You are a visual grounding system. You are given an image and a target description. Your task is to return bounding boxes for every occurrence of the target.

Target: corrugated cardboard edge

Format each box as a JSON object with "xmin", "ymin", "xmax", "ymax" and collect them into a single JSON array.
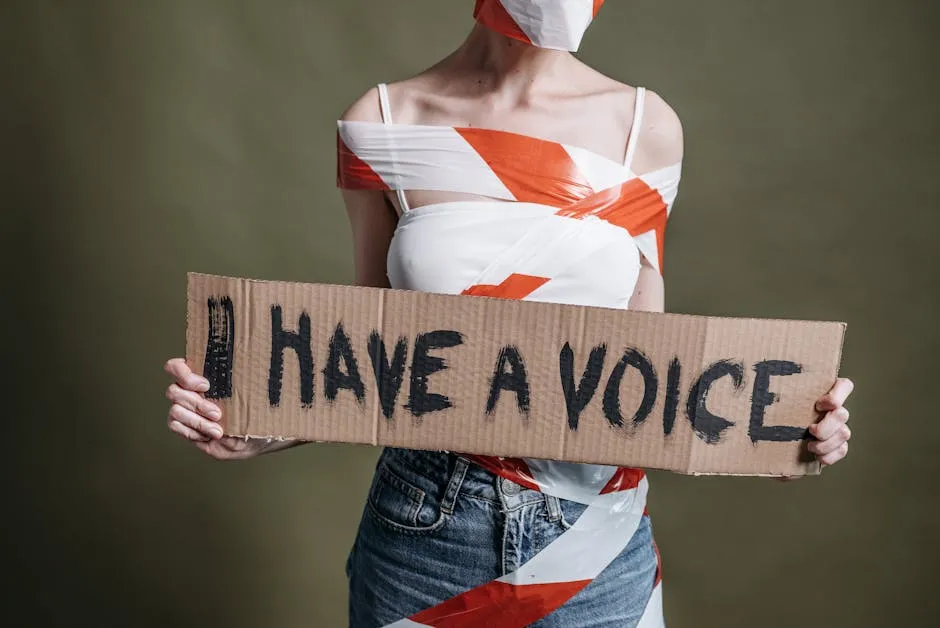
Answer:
[{"xmin": 187, "ymin": 271, "xmax": 848, "ymax": 333}]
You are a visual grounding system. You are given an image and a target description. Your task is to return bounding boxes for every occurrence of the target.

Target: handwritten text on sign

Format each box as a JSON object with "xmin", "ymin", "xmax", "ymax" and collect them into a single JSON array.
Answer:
[{"xmin": 203, "ymin": 297, "xmax": 812, "ymax": 446}]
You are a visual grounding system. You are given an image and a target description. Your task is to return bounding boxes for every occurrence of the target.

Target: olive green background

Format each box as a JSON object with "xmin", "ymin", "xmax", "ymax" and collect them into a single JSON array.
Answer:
[{"xmin": 5, "ymin": 0, "xmax": 938, "ymax": 626}]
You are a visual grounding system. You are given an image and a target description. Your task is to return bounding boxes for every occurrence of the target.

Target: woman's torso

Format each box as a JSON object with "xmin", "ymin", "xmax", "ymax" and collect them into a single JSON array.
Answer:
[{"xmin": 337, "ymin": 67, "xmax": 682, "ymax": 497}]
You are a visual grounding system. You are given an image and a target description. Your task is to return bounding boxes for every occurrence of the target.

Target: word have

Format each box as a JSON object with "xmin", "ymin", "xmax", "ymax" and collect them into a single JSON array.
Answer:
[{"xmin": 203, "ymin": 299, "xmax": 461, "ymax": 418}]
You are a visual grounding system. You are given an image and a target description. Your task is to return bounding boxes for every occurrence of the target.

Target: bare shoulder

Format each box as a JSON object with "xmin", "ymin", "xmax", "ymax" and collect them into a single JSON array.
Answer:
[
  {"xmin": 580, "ymin": 65, "xmax": 683, "ymax": 163},
  {"xmin": 639, "ymin": 89, "xmax": 684, "ymax": 165},
  {"xmin": 338, "ymin": 85, "xmax": 383, "ymax": 123},
  {"xmin": 338, "ymin": 72, "xmax": 441, "ymax": 125}
]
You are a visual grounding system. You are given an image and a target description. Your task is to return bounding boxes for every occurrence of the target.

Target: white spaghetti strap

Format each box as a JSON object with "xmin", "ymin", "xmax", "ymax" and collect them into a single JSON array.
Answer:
[
  {"xmin": 377, "ymin": 83, "xmax": 393, "ymax": 124},
  {"xmin": 375, "ymin": 83, "xmax": 410, "ymax": 212},
  {"xmin": 623, "ymin": 86, "xmax": 647, "ymax": 170}
]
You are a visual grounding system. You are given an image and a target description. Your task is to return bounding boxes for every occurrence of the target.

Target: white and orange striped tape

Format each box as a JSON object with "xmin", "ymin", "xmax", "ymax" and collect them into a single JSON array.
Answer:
[{"xmin": 473, "ymin": 0, "xmax": 606, "ymax": 52}]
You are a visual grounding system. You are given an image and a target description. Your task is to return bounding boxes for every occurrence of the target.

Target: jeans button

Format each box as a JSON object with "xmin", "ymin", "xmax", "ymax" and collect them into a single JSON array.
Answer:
[{"xmin": 501, "ymin": 477, "xmax": 522, "ymax": 496}]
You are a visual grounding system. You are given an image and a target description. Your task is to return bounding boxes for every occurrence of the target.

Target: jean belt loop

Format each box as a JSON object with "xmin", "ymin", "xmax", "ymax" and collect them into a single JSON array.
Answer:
[
  {"xmin": 441, "ymin": 457, "xmax": 469, "ymax": 515},
  {"xmin": 545, "ymin": 494, "xmax": 562, "ymax": 523}
]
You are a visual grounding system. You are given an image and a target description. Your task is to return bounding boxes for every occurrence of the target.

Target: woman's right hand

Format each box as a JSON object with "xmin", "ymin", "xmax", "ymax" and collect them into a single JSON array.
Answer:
[{"xmin": 164, "ymin": 358, "xmax": 277, "ymax": 460}]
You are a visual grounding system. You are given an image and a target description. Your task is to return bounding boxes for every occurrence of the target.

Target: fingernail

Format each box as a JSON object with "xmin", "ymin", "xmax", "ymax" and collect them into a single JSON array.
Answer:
[
  {"xmin": 210, "ymin": 426, "xmax": 223, "ymax": 439},
  {"xmin": 195, "ymin": 378, "xmax": 210, "ymax": 392},
  {"xmin": 207, "ymin": 406, "xmax": 222, "ymax": 420}
]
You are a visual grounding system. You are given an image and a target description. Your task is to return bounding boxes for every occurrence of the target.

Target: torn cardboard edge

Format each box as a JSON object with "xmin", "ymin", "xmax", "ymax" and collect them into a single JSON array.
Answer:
[{"xmin": 186, "ymin": 272, "xmax": 846, "ymax": 477}]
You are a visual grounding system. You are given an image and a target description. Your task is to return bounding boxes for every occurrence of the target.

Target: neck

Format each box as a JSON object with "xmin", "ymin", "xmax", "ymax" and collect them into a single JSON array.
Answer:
[{"xmin": 448, "ymin": 23, "xmax": 572, "ymax": 96}]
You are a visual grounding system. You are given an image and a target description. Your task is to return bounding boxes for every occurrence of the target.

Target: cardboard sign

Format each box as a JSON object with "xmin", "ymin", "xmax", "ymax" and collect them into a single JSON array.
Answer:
[{"xmin": 185, "ymin": 273, "xmax": 846, "ymax": 476}]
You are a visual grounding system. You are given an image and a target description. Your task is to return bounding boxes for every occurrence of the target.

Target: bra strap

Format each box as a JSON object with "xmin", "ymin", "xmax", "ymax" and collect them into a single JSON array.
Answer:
[
  {"xmin": 377, "ymin": 82, "xmax": 393, "ymax": 124},
  {"xmin": 623, "ymin": 86, "xmax": 647, "ymax": 171},
  {"xmin": 376, "ymin": 83, "xmax": 410, "ymax": 212}
]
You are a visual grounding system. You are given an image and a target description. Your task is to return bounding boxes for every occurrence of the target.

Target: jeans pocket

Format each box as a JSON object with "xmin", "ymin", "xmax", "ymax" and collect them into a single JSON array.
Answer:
[{"xmin": 367, "ymin": 464, "xmax": 449, "ymax": 535}]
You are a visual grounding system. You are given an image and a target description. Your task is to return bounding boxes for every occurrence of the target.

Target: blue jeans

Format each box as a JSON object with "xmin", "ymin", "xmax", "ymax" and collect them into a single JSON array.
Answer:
[{"xmin": 347, "ymin": 448, "xmax": 659, "ymax": 627}]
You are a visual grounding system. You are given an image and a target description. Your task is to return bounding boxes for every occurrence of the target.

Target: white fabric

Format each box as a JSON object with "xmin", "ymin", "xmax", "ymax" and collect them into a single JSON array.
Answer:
[
  {"xmin": 623, "ymin": 87, "xmax": 647, "ymax": 171},
  {"xmin": 338, "ymin": 121, "xmax": 517, "ymax": 201},
  {"xmin": 500, "ymin": 0, "xmax": 596, "ymax": 51},
  {"xmin": 387, "ymin": 202, "xmax": 642, "ymax": 309}
]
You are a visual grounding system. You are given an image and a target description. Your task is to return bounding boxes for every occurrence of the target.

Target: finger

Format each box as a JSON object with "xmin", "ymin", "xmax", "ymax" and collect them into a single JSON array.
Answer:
[
  {"xmin": 195, "ymin": 438, "xmax": 249, "ymax": 460},
  {"xmin": 808, "ymin": 407, "xmax": 850, "ymax": 440},
  {"xmin": 809, "ymin": 424, "xmax": 851, "ymax": 454},
  {"xmin": 194, "ymin": 439, "xmax": 225, "ymax": 458},
  {"xmin": 169, "ymin": 419, "xmax": 210, "ymax": 442},
  {"xmin": 168, "ymin": 404, "xmax": 223, "ymax": 439},
  {"xmin": 809, "ymin": 426, "xmax": 850, "ymax": 456},
  {"xmin": 164, "ymin": 358, "xmax": 210, "ymax": 393},
  {"xmin": 816, "ymin": 378, "xmax": 854, "ymax": 412},
  {"xmin": 819, "ymin": 442, "xmax": 849, "ymax": 466},
  {"xmin": 165, "ymin": 384, "xmax": 222, "ymax": 421}
]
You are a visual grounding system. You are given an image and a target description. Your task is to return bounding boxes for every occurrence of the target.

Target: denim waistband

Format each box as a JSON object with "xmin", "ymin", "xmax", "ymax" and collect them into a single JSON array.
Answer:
[{"xmin": 380, "ymin": 447, "xmax": 554, "ymax": 511}]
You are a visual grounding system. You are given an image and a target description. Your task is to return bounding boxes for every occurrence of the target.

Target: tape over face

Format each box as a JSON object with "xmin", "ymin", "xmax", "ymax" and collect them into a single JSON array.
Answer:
[{"xmin": 473, "ymin": 0, "xmax": 605, "ymax": 52}]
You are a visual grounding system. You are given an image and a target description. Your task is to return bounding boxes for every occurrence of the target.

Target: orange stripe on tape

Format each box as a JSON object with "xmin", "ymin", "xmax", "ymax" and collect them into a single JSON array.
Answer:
[
  {"xmin": 599, "ymin": 467, "xmax": 645, "ymax": 495},
  {"xmin": 461, "ymin": 455, "xmax": 542, "ymax": 493},
  {"xmin": 462, "ymin": 273, "xmax": 550, "ymax": 300},
  {"xmin": 336, "ymin": 133, "xmax": 388, "ymax": 190},
  {"xmin": 473, "ymin": 0, "xmax": 533, "ymax": 46},
  {"xmin": 455, "ymin": 128, "xmax": 593, "ymax": 207},
  {"xmin": 556, "ymin": 179, "xmax": 668, "ymax": 271},
  {"xmin": 410, "ymin": 579, "xmax": 593, "ymax": 628}
]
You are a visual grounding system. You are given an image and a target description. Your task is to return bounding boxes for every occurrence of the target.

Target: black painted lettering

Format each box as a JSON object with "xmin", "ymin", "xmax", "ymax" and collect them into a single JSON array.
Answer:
[
  {"xmin": 323, "ymin": 323, "xmax": 365, "ymax": 404},
  {"xmin": 686, "ymin": 360, "xmax": 745, "ymax": 444},
  {"xmin": 559, "ymin": 343, "xmax": 607, "ymax": 431},
  {"xmin": 749, "ymin": 360, "xmax": 808, "ymax": 442},
  {"xmin": 485, "ymin": 345, "xmax": 530, "ymax": 417},
  {"xmin": 367, "ymin": 331, "xmax": 409, "ymax": 419},
  {"xmin": 663, "ymin": 358, "xmax": 681, "ymax": 436},
  {"xmin": 602, "ymin": 348, "xmax": 658, "ymax": 428},
  {"xmin": 406, "ymin": 330, "xmax": 463, "ymax": 417},
  {"xmin": 203, "ymin": 296, "xmax": 235, "ymax": 400},
  {"xmin": 268, "ymin": 305, "xmax": 314, "ymax": 408}
]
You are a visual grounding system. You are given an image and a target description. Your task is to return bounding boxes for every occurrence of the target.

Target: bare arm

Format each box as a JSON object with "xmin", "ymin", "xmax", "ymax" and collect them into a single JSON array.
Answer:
[
  {"xmin": 338, "ymin": 86, "xmax": 400, "ymax": 287},
  {"xmin": 628, "ymin": 259, "xmax": 665, "ymax": 312},
  {"xmin": 342, "ymin": 188, "xmax": 398, "ymax": 288}
]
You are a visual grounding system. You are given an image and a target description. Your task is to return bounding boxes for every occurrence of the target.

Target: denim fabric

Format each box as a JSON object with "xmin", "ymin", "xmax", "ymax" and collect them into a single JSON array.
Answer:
[{"xmin": 347, "ymin": 448, "xmax": 658, "ymax": 627}]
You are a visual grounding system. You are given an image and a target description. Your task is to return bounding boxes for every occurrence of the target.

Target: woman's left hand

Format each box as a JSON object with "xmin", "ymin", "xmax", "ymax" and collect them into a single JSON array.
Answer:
[{"xmin": 807, "ymin": 377, "xmax": 854, "ymax": 467}]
